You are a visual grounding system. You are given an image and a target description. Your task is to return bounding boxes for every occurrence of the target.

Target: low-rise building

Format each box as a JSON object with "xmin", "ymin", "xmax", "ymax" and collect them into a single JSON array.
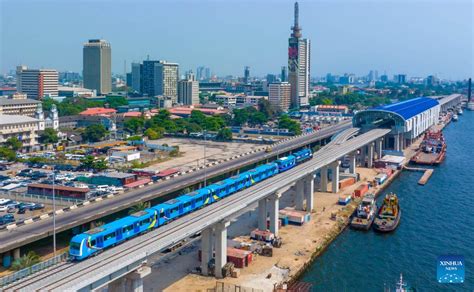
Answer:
[
  {"xmin": 79, "ymin": 107, "xmax": 117, "ymax": 117},
  {"xmin": 311, "ymin": 105, "xmax": 349, "ymax": 115},
  {"xmin": 91, "ymin": 173, "xmax": 137, "ymax": 186},
  {"xmin": 111, "ymin": 151, "xmax": 140, "ymax": 162},
  {"xmin": 0, "ymin": 115, "xmax": 41, "ymax": 151},
  {"xmin": 0, "ymin": 98, "xmax": 41, "ymax": 117},
  {"xmin": 27, "ymin": 183, "xmax": 90, "ymax": 200}
]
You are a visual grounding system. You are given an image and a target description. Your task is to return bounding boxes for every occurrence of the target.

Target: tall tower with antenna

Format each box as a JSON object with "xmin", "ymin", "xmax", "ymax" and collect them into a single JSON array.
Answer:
[{"xmin": 288, "ymin": 1, "xmax": 310, "ymax": 109}]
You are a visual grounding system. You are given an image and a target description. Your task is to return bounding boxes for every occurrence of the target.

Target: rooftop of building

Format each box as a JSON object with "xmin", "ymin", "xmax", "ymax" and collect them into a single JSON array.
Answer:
[
  {"xmin": 28, "ymin": 183, "xmax": 90, "ymax": 192},
  {"xmin": 79, "ymin": 107, "xmax": 117, "ymax": 116},
  {"xmin": 0, "ymin": 115, "xmax": 39, "ymax": 125},
  {"xmin": 0, "ymin": 98, "xmax": 40, "ymax": 106},
  {"xmin": 373, "ymin": 97, "xmax": 439, "ymax": 120},
  {"xmin": 0, "ymin": 87, "xmax": 16, "ymax": 91},
  {"xmin": 96, "ymin": 172, "xmax": 136, "ymax": 179}
]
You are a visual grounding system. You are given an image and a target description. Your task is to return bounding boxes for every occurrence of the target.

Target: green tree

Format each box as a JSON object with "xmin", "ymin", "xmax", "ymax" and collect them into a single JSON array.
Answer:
[
  {"xmin": 39, "ymin": 128, "xmax": 59, "ymax": 144},
  {"xmin": 258, "ymin": 99, "xmax": 276, "ymax": 119},
  {"xmin": 127, "ymin": 135, "xmax": 142, "ymax": 141},
  {"xmin": 5, "ymin": 137, "xmax": 22, "ymax": 151},
  {"xmin": 279, "ymin": 115, "xmax": 301, "ymax": 135},
  {"xmin": 82, "ymin": 124, "xmax": 107, "ymax": 142},
  {"xmin": 124, "ymin": 117, "xmax": 145, "ymax": 134},
  {"xmin": 216, "ymin": 128, "xmax": 233, "ymax": 141},
  {"xmin": 190, "ymin": 110, "xmax": 207, "ymax": 126},
  {"xmin": 0, "ymin": 147, "xmax": 16, "ymax": 161},
  {"xmin": 11, "ymin": 251, "xmax": 41, "ymax": 271},
  {"xmin": 93, "ymin": 159, "xmax": 108, "ymax": 171},
  {"xmin": 144, "ymin": 128, "xmax": 164, "ymax": 140},
  {"xmin": 80, "ymin": 155, "xmax": 96, "ymax": 169},
  {"xmin": 105, "ymin": 96, "xmax": 128, "ymax": 108},
  {"xmin": 232, "ymin": 109, "xmax": 249, "ymax": 126},
  {"xmin": 129, "ymin": 202, "xmax": 151, "ymax": 214}
]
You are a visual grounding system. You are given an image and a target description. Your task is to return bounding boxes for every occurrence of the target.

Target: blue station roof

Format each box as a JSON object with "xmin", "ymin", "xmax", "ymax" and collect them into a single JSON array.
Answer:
[{"xmin": 374, "ymin": 97, "xmax": 439, "ymax": 120}]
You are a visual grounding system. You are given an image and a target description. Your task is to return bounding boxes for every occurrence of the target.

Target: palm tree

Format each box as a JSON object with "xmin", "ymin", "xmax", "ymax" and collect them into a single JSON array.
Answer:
[
  {"xmin": 11, "ymin": 251, "xmax": 41, "ymax": 271},
  {"xmin": 128, "ymin": 202, "xmax": 150, "ymax": 214}
]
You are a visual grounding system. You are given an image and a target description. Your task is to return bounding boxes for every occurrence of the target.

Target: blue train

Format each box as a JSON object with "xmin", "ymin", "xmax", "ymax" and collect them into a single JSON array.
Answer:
[{"xmin": 69, "ymin": 148, "xmax": 313, "ymax": 260}]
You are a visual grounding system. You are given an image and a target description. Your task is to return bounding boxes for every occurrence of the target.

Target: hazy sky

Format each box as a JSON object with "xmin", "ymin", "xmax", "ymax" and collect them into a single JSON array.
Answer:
[{"xmin": 1, "ymin": 0, "xmax": 472, "ymax": 80}]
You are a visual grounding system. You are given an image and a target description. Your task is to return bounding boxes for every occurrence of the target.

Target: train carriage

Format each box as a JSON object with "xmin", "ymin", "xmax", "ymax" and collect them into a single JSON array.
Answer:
[{"xmin": 70, "ymin": 150, "xmax": 311, "ymax": 261}]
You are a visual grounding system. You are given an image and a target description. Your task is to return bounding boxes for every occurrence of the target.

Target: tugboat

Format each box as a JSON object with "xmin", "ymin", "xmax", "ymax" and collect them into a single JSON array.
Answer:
[
  {"xmin": 373, "ymin": 193, "xmax": 401, "ymax": 232},
  {"xmin": 350, "ymin": 195, "xmax": 377, "ymax": 230},
  {"xmin": 410, "ymin": 130, "xmax": 446, "ymax": 165}
]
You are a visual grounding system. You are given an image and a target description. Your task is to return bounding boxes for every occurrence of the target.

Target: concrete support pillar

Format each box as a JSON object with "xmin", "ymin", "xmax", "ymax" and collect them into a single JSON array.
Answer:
[
  {"xmin": 320, "ymin": 166, "xmax": 328, "ymax": 193},
  {"xmin": 295, "ymin": 179, "xmax": 305, "ymax": 210},
  {"xmin": 394, "ymin": 134, "xmax": 400, "ymax": 151},
  {"xmin": 377, "ymin": 138, "xmax": 383, "ymax": 158},
  {"xmin": 360, "ymin": 146, "xmax": 366, "ymax": 167},
  {"xmin": 401, "ymin": 134, "xmax": 406, "ymax": 150},
  {"xmin": 258, "ymin": 198, "xmax": 267, "ymax": 231},
  {"xmin": 200, "ymin": 227, "xmax": 213, "ymax": 276},
  {"xmin": 367, "ymin": 142, "xmax": 374, "ymax": 168},
  {"xmin": 13, "ymin": 248, "xmax": 20, "ymax": 261},
  {"xmin": 2, "ymin": 251, "xmax": 11, "ymax": 268},
  {"xmin": 348, "ymin": 152, "xmax": 356, "ymax": 175},
  {"xmin": 125, "ymin": 266, "xmax": 151, "ymax": 292},
  {"xmin": 214, "ymin": 221, "xmax": 230, "ymax": 279},
  {"xmin": 331, "ymin": 161, "xmax": 340, "ymax": 194},
  {"xmin": 304, "ymin": 174, "xmax": 314, "ymax": 212},
  {"xmin": 268, "ymin": 192, "xmax": 281, "ymax": 236},
  {"xmin": 108, "ymin": 277, "xmax": 126, "ymax": 292}
]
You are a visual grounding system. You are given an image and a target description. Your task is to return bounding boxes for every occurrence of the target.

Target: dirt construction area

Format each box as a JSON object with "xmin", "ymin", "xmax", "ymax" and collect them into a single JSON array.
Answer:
[{"xmin": 143, "ymin": 138, "xmax": 261, "ymax": 172}]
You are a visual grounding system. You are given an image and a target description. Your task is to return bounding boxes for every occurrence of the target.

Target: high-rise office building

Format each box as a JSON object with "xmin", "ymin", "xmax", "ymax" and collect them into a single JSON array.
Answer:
[
  {"xmin": 244, "ymin": 66, "xmax": 250, "ymax": 83},
  {"xmin": 396, "ymin": 74, "xmax": 407, "ymax": 84},
  {"xmin": 205, "ymin": 67, "xmax": 211, "ymax": 80},
  {"xmin": 131, "ymin": 63, "xmax": 142, "ymax": 93},
  {"xmin": 83, "ymin": 39, "xmax": 112, "ymax": 95},
  {"xmin": 269, "ymin": 82, "xmax": 291, "ymax": 112},
  {"xmin": 281, "ymin": 66, "xmax": 287, "ymax": 82},
  {"xmin": 142, "ymin": 60, "xmax": 179, "ymax": 102},
  {"xmin": 267, "ymin": 74, "xmax": 277, "ymax": 84},
  {"xmin": 288, "ymin": 2, "xmax": 310, "ymax": 109},
  {"xmin": 16, "ymin": 66, "xmax": 58, "ymax": 100},
  {"xmin": 178, "ymin": 72, "xmax": 199, "ymax": 105}
]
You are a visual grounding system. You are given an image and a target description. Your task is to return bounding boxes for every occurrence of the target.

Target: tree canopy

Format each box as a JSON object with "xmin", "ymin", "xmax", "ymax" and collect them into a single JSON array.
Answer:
[
  {"xmin": 82, "ymin": 124, "xmax": 107, "ymax": 142},
  {"xmin": 39, "ymin": 128, "xmax": 59, "ymax": 144}
]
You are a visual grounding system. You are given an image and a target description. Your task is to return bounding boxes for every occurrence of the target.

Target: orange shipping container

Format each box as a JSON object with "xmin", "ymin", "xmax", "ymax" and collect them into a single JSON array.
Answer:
[
  {"xmin": 354, "ymin": 183, "xmax": 369, "ymax": 197},
  {"xmin": 339, "ymin": 177, "xmax": 356, "ymax": 189}
]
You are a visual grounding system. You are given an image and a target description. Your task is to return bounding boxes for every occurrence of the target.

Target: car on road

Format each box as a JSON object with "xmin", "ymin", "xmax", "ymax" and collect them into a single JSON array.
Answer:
[
  {"xmin": 0, "ymin": 205, "xmax": 9, "ymax": 212},
  {"xmin": 29, "ymin": 203, "xmax": 45, "ymax": 210},
  {"xmin": 0, "ymin": 214, "xmax": 15, "ymax": 225}
]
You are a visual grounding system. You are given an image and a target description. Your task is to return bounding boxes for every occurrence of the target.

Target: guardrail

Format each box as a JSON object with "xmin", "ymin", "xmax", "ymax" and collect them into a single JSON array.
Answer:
[{"xmin": 0, "ymin": 252, "xmax": 68, "ymax": 287}]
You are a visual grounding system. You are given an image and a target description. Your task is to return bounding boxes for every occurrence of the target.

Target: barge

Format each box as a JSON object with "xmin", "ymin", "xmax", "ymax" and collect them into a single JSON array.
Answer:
[
  {"xmin": 350, "ymin": 195, "xmax": 377, "ymax": 230},
  {"xmin": 410, "ymin": 130, "xmax": 446, "ymax": 165}
]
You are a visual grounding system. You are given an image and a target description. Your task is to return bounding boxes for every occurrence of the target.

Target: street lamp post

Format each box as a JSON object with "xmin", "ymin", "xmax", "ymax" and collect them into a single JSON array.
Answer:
[
  {"xmin": 52, "ymin": 164, "xmax": 56, "ymax": 257},
  {"xmin": 203, "ymin": 129, "xmax": 207, "ymax": 187}
]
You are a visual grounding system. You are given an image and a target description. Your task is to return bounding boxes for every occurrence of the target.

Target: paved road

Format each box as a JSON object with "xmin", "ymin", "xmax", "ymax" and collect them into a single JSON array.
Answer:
[
  {"xmin": 4, "ymin": 128, "xmax": 389, "ymax": 291},
  {"xmin": 0, "ymin": 121, "xmax": 351, "ymax": 254}
]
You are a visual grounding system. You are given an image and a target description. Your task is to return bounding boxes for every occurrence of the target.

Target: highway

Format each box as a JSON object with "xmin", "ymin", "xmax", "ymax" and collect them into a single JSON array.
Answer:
[
  {"xmin": 4, "ymin": 128, "xmax": 389, "ymax": 291},
  {"xmin": 0, "ymin": 121, "xmax": 351, "ymax": 254}
]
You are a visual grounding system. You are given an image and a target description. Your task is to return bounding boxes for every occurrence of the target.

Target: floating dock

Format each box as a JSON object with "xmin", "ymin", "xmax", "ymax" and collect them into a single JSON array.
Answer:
[{"xmin": 403, "ymin": 166, "xmax": 434, "ymax": 185}]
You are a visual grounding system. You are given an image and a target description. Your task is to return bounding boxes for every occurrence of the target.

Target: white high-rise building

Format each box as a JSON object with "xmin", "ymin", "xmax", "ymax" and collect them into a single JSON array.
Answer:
[
  {"xmin": 288, "ymin": 2, "xmax": 310, "ymax": 109},
  {"xmin": 269, "ymin": 82, "xmax": 291, "ymax": 112},
  {"xmin": 178, "ymin": 73, "xmax": 199, "ymax": 105},
  {"xmin": 16, "ymin": 66, "xmax": 58, "ymax": 100}
]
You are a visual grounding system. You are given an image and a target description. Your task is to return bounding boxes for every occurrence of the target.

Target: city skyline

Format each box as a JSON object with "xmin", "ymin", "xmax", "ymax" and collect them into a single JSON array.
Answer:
[{"xmin": 0, "ymin": 0, "xmax": 472, "ymax": 80}]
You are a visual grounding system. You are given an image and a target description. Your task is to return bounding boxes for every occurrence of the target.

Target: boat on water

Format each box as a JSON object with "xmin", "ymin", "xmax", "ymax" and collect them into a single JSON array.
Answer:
[
  {"xmin": 452, "ymin": 114, "xmax": 459, "ymax": 121},
  {"xmin": 457, "ymin": 108, "xmax": 463, "ymax": 115},
  {"xmin": 350, "ymin": 195, "xmax": 377, "ymax": 230},
  {"xmin": 388, "ymin": 274, "xmax": 416, "ymax": 292},
  {"xmin": 373, "ymin": 193, "xmax": 400, "ymax": 232},
  {"xmin": 410, "ymin": 130, "xmax": 446, "ymax": 165}
]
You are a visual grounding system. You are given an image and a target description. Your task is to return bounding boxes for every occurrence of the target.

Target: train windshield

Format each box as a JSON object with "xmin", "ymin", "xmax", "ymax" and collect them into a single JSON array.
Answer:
[{"xmin": 70, "ymin": 242, "xmax": 81, "ymax": 250}]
